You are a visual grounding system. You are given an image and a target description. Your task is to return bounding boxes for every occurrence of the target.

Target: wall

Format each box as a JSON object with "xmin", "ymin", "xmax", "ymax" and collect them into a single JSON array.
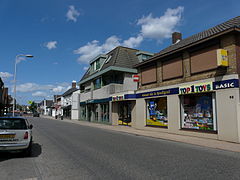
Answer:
[
  {"xmin": 80, "ymin": 91, "xmax": 91, "ymax": 102},
  {"xmin": 123, "ymin": 73, "xmax": 138, "ymax": 91},
  {"xmin": 216, "ymin": 88, "xmax": 240, "ymax": 142},
  {"xmin": 71, "ymin": 90, "xmax": 80, "ymax": 120},
  {"xmin": 92, "ymin": 84, "xmax": 123, "ymax": 99},
  {"xmin": 139, "ymin": 34, "xmax": 238, "ymax": 91}
]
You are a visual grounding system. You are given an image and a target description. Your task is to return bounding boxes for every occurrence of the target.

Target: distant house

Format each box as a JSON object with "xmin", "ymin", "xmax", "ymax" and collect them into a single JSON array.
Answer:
[
  {"xmin": 39, "ymin": 99, "xmax": 53, "ymax": 116},
  {"xmin": 0, "ymin": 78, "xmax": 4, "ymax": 116},
  {"xmin": 61, "ymin": 81, "xmax": 78, "ymax": 119},
  {"xmin": 76, "ymin": 46, "xmax": 153, "ymax": 124},
  {"xmin": 52, "ymin": 95, "xmax": 62, "ymax": 117}
]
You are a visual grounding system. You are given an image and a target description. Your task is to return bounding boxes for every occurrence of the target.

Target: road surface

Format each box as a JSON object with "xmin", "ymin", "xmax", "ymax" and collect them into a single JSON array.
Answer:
[{"xmin": 0, "ymin": 117, "xmax": 240, "ymax": 180}]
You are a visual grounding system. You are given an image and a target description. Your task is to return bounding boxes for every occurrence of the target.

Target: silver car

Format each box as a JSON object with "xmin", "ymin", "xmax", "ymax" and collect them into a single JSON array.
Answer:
[{"xmin": 0, "ymin": 117, "xmax": 33, "ymax": 156}]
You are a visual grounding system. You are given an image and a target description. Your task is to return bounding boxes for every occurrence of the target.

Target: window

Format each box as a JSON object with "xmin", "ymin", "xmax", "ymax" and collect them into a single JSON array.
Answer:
[
  {"xmin": 96, "ymin": 59, "xmax": 100, "ymax": 70},
  {"xmin": 190, "ymin": 45, "xmax": 219, "ymax": 74},
  {"xmin": 101, "ymin": 103, "xmax": 109, "ymax": 122},
  {"xmin": 162, "ymin": 57, "xmax": 183, "ymax": 80},
  {"xmin": 146, "ymin": 97, "xmax": 168, "ymax": 128},
  {"xmin": 180, "ymin": 93, "xmax": 217, "ymax": 131},
  {"xmin": 0, "ymin": 118, "xmax": 27, "ymax": 130},
  {"xmin": 105, "ymin": 55, "xmax": 112, "ymax": 64},
  {"xmin": 141, "ymin": 65, "xmax": 157, "ymax": 85},
  {"xmin": 94, "ymin": 78, "xmax": 101, "ymax": 89}
]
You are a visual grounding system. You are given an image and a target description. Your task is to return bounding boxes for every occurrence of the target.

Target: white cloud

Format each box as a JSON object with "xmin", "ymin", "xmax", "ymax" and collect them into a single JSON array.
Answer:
[
  {"xmin": 16, "ymin": 56, "xmax": 27, "ymax": 64},
  {"xmin": 83, "ymin": 66, "xmax": 89, "ymax": 71},
  {"xmin": 123, "ymin": 35, "xmax": 143, "ymax": 48},
  {"xmin": 137, "ymin": 6, "xmax": 184, "ymax": 40},
  {"xmin": 66, "ymin": 5, "xmax": 80, "ymax": 22},
  {"xmin": 45, "ymin": 41, "xmax": 57, "ymax": 50},
  {"xmin": 52, "ymin": 86, "xmax": 66, "ymax": 93},
  {"xmin": 0, "ymin": 72, "xmax": 13, "ymax": 81},
  {"xmin": 32, "ymin": 91, "xmax": 47, "ymax": 97},
  {"xmin": 74, "ymin": 36, "xmax": 121, "ymax": 63},
  {"xmin": 74, "ymin": 6, "xmax": 184, "ymax": 64},
  {"xmin": 16, "ymin": 83, "xmax": 52, "ymax": 92},
  {"xmin": 15, "ymin": 82, "xmax": 70, "ymax": 94}
]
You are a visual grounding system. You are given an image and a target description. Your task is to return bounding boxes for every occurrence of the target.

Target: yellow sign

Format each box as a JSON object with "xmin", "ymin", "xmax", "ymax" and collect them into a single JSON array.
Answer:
[
  {"xmin": 28, "ymin": 101, "xmax": 33, "ymax": 105},
  {"xmin": 217, "ymin": 49, "xmax": 228, "ymax": 67},
  {"xmin": 179, "ymin": 82, "xmax": 213, "ymax": 94}
]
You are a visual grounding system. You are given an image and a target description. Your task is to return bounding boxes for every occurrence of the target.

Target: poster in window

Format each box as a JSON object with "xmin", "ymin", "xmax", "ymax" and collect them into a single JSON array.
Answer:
[{"xmin": 146, "ymin": 97, "xmax": 168, "ymax": 127}]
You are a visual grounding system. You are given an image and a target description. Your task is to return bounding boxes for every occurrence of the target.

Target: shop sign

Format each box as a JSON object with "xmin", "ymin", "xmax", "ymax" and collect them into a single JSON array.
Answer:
[
  {"xmin": 217, "ymin": 49, "xmax": 228, "ymax": 67},
  {"xmin": 213, "ymin": 79, "xmax": 239, "ymax": 90},
  {"xmin": 179, "ymin": 82, "xmax": 213, "ymax": 95},
  {"xmin": 112, "ymin": 95, "xmax": 124, "ymax": 101},
  {"xmin": 136, "ymin": 88, "xmax": 179, "ymax": 98}
]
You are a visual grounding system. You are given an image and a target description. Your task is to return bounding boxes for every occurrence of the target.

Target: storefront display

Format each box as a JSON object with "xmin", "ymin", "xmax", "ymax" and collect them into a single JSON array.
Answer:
[
  {"xmin": 101, "ymin": 103, "xmax": 109, "ymax": 122},
  {"xmin": 146, "ymin": 97, "xmax": 168, "ymax": 127},
  {"xmin": 118, "ymin": 102, "xmax": 131, "ymax": 126},
  {"xmin": 181, "ymin": 93, "xmax": 216, "ymax": 131}
]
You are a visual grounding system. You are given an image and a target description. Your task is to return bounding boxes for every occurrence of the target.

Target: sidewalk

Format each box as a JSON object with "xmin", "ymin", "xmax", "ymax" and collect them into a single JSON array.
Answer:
[{"xmin": 41, "ymin": 115, "xmax": 240, "ymax": 153}]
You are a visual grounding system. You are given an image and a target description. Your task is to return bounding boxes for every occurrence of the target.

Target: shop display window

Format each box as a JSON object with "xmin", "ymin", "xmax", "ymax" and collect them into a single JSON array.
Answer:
[
  {"xmin": 80, "ymin": 105, "xmax": 86, "ymax": 120},
  {"xmin": 101, "ymin": 103, "xmax": 109, "ymax": 122},
  {"xmin": 118, "ymin": 102, "xmax": 131, "ymax": 126},
  {"xmin": 181, "ymin": 93, "xmax": 216, "ymax": 131},
  {"xmin": 146, "ymin": 97, "xmax": 168, "ymax": 127}
]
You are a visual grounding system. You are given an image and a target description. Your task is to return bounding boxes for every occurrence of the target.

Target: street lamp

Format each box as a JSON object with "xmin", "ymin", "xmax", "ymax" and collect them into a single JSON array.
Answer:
[{"xmin": 13, "ymin": 54, "xmax": 34, "ymax": 116}]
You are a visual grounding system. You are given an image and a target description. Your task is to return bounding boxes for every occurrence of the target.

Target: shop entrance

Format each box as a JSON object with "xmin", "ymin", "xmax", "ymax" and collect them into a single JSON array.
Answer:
[
  {"xmin": 87, "ymin": 105, "xmax": 92, "ymax": 122},
  {"xmin": 118, "ymin": 101, "xmax": 132, "ymax": 126}
]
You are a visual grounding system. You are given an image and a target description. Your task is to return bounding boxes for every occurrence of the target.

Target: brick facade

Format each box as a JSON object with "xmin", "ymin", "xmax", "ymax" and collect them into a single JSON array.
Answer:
[{"xmin": 139, "ymin": 33, "xmax": 239, "ymax": 90}]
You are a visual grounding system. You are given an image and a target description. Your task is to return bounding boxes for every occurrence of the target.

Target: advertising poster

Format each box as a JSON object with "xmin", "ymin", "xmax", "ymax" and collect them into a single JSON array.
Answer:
[{"xmin": 146, "ymin": 97, "xmax": 168, "ymax": 127}]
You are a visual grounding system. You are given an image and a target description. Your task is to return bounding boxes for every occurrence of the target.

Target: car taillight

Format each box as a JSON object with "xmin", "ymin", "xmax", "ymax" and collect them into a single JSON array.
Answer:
[{"xmin": 24, "ymin": 132, "xmax": 28, "ymax": 139}]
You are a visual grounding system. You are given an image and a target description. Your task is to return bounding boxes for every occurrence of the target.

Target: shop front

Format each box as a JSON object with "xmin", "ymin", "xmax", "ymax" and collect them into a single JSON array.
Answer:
[
  {"xmin": 134, "ymin": 78, "xmax": 240, "ymax": 142},
  {"xmin": 146, "ymin": 97, "xmax": 168, "ymax": 128},
  {"xmin": 80, "ymin": 98, "xmax": 111, "ymax": 123},
  {"xmin": 112, "ymin": 95, "xmax": 135, "ymax": 126}
]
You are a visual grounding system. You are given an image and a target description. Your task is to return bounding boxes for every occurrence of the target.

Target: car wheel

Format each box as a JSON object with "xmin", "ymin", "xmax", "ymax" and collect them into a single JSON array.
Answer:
[{"xmin": 22, "ymin": 141, "xmax": 32, "ymax": 157}]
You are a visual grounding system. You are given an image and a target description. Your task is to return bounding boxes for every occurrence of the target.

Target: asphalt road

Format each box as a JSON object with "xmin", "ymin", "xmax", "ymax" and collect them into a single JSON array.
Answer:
[{"xmin": 1, "ymin": 117, "xmax": 240, "ymax": 180}]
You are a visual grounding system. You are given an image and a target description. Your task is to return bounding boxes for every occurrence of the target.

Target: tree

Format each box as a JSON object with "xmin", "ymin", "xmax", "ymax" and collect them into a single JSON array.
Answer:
[{"xmin": 29, "ymin": 101, "xmax": 37, "ymax": 113}]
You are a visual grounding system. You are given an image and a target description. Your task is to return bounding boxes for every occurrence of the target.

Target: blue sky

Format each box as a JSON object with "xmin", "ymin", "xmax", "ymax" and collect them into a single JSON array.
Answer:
[{"xmin": 0, "ymin": 0, "xmax": 239, "ymax": 104}]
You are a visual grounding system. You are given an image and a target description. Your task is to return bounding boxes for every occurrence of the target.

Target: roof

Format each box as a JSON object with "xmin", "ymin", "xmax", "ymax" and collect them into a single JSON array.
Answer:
[
  {"xmin": 62, "ymin": 87, "xmax": 78, "ymax": 97},
  {"xmin": 79, "ymin": 46, "xmax": 142, "ymax": 83},
  {"xmin": 135, "ymin": 16, "xmax": 240, "ymax": 67}
]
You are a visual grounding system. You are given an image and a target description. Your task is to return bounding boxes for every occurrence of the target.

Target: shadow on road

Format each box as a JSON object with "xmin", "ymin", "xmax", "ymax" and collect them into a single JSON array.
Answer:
[{"xmin": 0, "ymin": 142, "xmax": 42, "ymax": 162}]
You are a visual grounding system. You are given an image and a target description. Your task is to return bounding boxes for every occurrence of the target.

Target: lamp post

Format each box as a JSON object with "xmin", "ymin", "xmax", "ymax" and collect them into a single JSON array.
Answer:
[{"xmin": 13, "ymin": 54, "xmax": 34, "ymax": 116}]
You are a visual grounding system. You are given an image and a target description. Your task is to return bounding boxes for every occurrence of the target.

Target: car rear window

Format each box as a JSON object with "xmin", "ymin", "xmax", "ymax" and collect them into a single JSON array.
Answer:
[{"xmin": 0, "ymin": 118, "xmax": 27, "ymax": 130}]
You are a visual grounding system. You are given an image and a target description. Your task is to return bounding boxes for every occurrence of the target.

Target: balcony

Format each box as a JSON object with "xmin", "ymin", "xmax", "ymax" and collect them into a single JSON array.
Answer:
[
  {"xmin": 92, "ymin": 83, "xmax": 123, "ymax": 99},
  {"xmin": 80, "ymin": 91, "xmax": 91, "ymax": 102}
]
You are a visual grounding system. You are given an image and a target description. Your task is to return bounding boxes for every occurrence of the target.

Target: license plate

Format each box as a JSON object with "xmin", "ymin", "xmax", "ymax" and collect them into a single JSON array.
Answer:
[{"xmin": 0, "ymin": 134, "xmax": 15, "ymax": 139}]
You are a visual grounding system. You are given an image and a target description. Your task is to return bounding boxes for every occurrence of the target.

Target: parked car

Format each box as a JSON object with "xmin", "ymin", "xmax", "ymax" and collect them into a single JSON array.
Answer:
[
  {"xmin": 33, "ymin": 112, "xmax": 40, "ymax": 117},
  {"xmin": 4, "ymin": 112, "xmax": 22, "ymax": 117},
  {"xmin": 0, "ymin": 117, "xmax": 33, "ymax": 156}
]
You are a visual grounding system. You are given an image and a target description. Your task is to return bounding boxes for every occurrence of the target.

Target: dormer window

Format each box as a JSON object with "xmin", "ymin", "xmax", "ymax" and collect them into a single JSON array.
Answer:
[
  {"xmin": 136, "ymin": 51, "xmax": 154, "ymax": 63},
  {"xmin": 93, "ymin": 59, "xmax": 100, "ymax": 71},
  {"xmin": 89, "ymin": 54, "xmax": 108, "ymax": 74}
]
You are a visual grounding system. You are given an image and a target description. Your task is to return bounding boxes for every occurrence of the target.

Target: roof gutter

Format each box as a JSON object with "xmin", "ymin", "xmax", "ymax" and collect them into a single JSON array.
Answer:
[{"xmin": 134, "ymin": 27, "xmax": 237, "ymax": 68}]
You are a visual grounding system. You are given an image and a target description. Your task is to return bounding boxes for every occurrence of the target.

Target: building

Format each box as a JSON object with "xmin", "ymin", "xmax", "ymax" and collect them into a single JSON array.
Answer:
[
  {"xmin": 52, "ymin": 95, "xmax": 62, "ymax": 117},
  {"xmin": 112, "ymin": 16, "xmax": 240, "ymax": 143},
  {"xmin": 39, "ymin": 99, "xmax": 54, "ymax": 116},
  {"xmin": 78, "ymin": 46, "xmax": 153, "ymax": 124},
  {"xmin": 61, "ymin": 81, "xmax": 78, "ymax": 119},
  {"xmin": 0, "ymin": 78, "xmax": 4, "ymax": 116}
]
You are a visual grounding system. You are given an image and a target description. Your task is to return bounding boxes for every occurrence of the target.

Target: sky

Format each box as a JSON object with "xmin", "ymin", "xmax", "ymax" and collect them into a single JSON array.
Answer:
[{"xmin": 0, "ymin": 0, "xmax": 239, "ymax": 105}]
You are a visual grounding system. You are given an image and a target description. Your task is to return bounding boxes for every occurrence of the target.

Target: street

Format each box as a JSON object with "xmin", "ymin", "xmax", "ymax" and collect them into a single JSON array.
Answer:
[{"xmin": 0, "ymin": 117, "xmax": 240, "ymax": 180}]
